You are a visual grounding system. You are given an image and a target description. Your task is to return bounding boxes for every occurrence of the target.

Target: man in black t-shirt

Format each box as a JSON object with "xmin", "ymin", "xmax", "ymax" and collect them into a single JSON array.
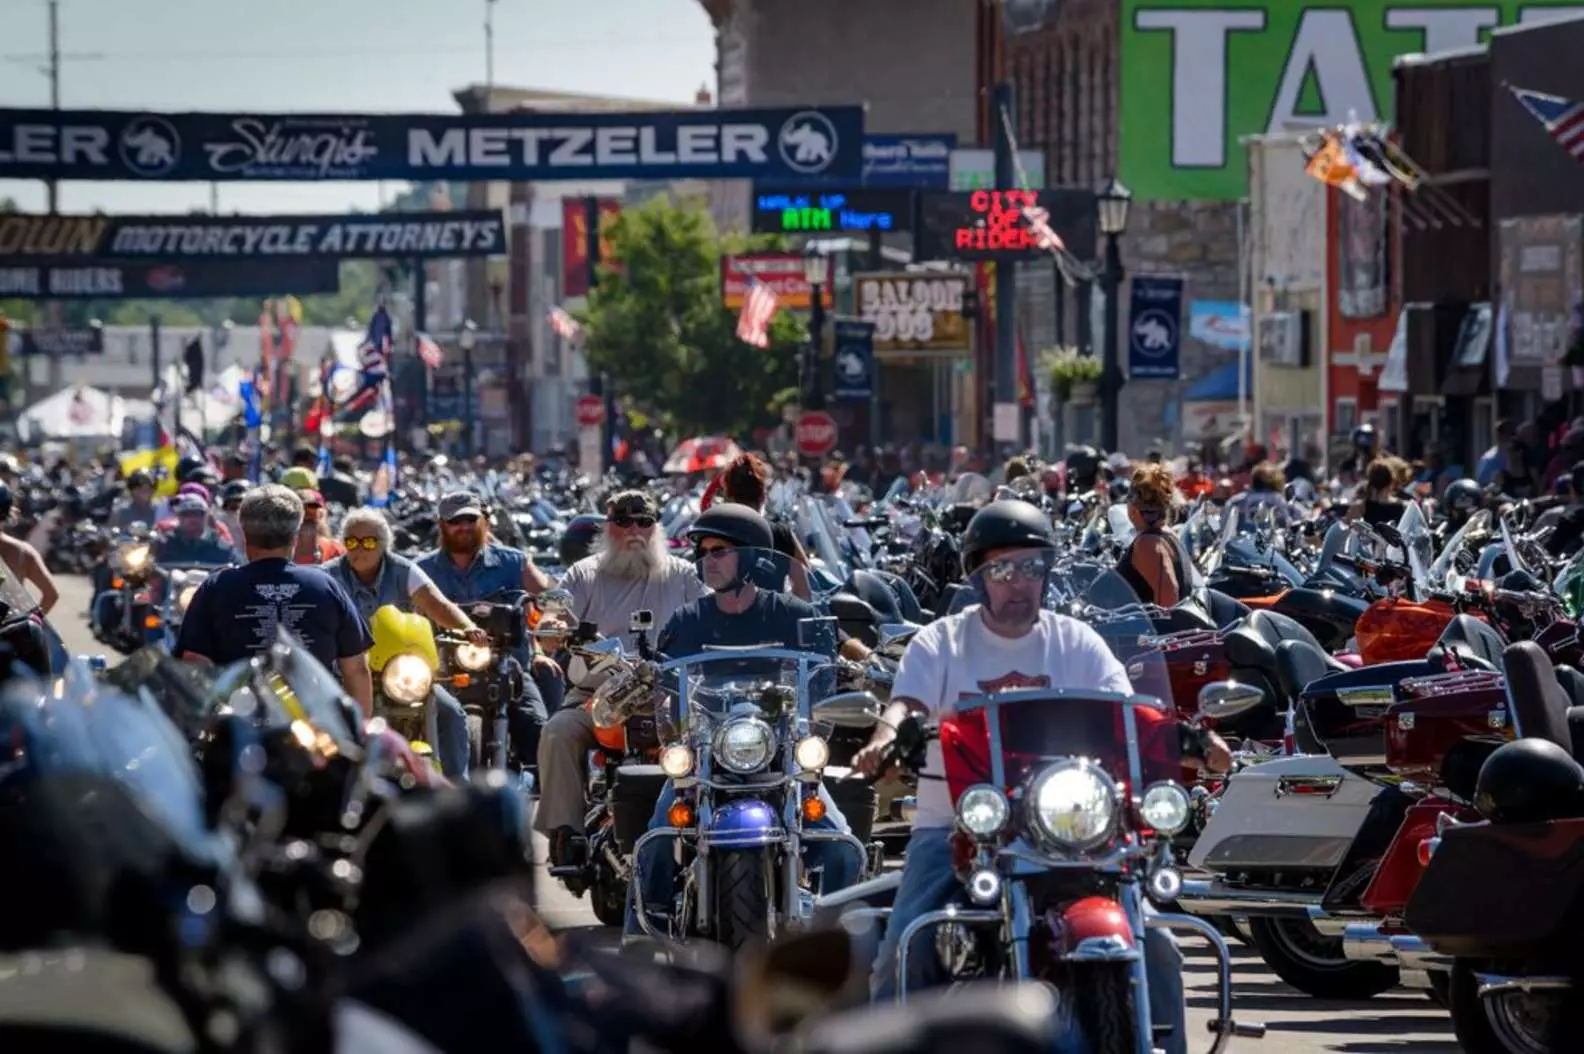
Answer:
[{"xmin": 176, "ymin": 484, "xmax": 374, "ymax": 715}]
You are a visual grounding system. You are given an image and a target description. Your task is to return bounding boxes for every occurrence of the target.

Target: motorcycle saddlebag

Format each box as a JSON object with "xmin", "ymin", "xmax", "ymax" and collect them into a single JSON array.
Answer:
[
  {"xmin": 1404, "ymin": 816, "xmax": 1584, "ymax": 960},
  {"xmin": 611, "ymin": 764, "xmax": 669, "ymax": 853}
]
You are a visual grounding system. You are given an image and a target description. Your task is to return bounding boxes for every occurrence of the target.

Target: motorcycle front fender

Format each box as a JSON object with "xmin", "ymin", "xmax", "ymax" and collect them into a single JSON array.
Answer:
[
  {"xmin": 708, "ymin": 797, "xmax": 785, "ymax": 850},
  {"xmin": 1055, "ymin": 895, "xmax": 1137, "ymax": 961}
]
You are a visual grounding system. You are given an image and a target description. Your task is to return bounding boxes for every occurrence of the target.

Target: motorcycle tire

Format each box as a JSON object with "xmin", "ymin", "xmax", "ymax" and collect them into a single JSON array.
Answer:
[
  {"xmin": 1247, "ymin": 917, "xmax": 1399, "ymax": 1000},
  {"xmin": 1448, "ymin": 958, "xmax": 1571, "ymax": 1053},
  {"xmin": 466, "ymin": 714, "xmax": 483, "ymax": 770},
  {"xmin": 715, "ymin": 850, "xmax": 772, "ymax": 953},
  {"xmin": 1072, "ymin": 962, "xmax": 1138, "ymax": 1054},
  {"xmin": 590, "ymin": 857, "xmax": 628, "ymax": 928}
]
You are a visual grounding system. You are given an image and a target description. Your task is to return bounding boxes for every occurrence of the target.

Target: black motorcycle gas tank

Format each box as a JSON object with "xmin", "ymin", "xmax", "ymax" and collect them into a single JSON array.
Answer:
[
  {"xmin": 1271, "ymin": 587, "xmax": 1367, "ymax": 653},
  {"xmin": 1297, "ymin": 659, "xmax": 1438, "ymax": 779}
]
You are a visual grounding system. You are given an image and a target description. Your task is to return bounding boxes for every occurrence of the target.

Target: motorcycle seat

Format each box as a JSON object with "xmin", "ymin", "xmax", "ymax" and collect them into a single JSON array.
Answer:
[
  {"xmin": 1202, "ymin": 588, "xmax": 1251, "ymax": 629},
  {"xmin": 1556, "ymin": 665, "xmax": 1584, "ymax": 710},
  {"xmin": 1427, "ymin": 614, "xmax": 1506, "ymax": 673},
  {"xmin": 1501, "ymin": 641, "xmax": 1576, "ymax": 755},
  {"xmin": 1274, "ymin": 638, "xmax": 1349, "ymax": 703},
  {"xmin": 1224, "ymin": 609, "xmax": 1324, "ymax": 674}
]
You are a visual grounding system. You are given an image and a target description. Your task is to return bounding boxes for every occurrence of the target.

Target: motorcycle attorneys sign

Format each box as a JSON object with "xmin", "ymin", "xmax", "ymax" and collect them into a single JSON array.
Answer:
[
  {"xmin": 0, "ymin": 106, "xmax": 864, "ymax": 182},
  {"xmin": 1128, "ymin": 274, "xmax": 1184, "ymax": 380}
]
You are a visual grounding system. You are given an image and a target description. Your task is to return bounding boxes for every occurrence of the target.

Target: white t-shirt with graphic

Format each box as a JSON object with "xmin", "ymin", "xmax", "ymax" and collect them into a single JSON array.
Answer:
[{"xmin": 891, "ymin": 605, "xmax": 1133, "ymax": 829}]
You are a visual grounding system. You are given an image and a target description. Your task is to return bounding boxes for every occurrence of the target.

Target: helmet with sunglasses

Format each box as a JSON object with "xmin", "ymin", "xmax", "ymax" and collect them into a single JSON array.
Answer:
[
  {"xmin": 961, "ymin": 499, "xmax": 1058, "ymax": 576},
  {"xmin": 686, "ymin": 504, "xmax": 775, "ymax": 552}
]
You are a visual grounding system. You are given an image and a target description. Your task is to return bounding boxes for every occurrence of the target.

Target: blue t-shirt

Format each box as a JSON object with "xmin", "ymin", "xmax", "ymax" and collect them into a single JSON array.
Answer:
[{"xmin": 175, "ymin": 557, "xmax": 373, "ymax": 671}]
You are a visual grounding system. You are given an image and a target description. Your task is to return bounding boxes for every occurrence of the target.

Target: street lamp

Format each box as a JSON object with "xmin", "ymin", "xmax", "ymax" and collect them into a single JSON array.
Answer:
[
  {"xmin": 459, "ymin": 319, "xmax": 478, "ymax": 456},
  {"xmin": 802, "ymin": 244, "xmax": 829, "ymax": 410},
  {"xmin": 1096, "ymin": 178, "xmax": 1132, "ymax": 454}
]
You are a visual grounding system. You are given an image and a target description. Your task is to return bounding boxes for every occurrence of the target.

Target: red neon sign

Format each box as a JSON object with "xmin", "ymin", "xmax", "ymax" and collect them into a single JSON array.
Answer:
[{"xmin": 953, "ymin": 189, "xmax": 1043, "ymax": 253}]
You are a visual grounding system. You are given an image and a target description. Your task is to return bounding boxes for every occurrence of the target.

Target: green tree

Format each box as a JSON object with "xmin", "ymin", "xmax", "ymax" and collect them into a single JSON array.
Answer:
[{"xmin": 581, "ymin": 195, "xmax": 803, "ymax": 438}]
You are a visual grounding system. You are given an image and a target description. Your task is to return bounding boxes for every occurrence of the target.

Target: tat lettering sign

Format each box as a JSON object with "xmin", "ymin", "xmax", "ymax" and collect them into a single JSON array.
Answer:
[
  {"xmin": 0, "ymin": 258, "xmax": 339, "ymax": 300},
  {"xmin": 0, "ymin": 106, "xmax": 864, "ymax": 183},
  {"xmin": 854, "ymin": 272, "xmax": 970, "ymax": 353},
  {"xmin": 914, "ymin": 188, "xmax": 1097, "ymax": 261},
  {"xmin": 562, "ymin": 199, "xmax": 623, "ymax": 298},
  {"xmin": 1121, "ymin": 1, "xmax": 1583, "ymax": 201},
  {"xmin": 0, "ymin": 211, "xmax": 505, "ymax": 263},
  {"xmin": 720, "ymin": 253, "xmax": 832, "ymax": 311}
]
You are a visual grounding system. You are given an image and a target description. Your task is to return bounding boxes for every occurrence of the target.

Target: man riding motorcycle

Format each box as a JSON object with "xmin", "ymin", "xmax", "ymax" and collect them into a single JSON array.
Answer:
[
  {"xmin": 154, "ymin": 495, "xmax": 236, "ymax": 566},
  {"xmin": 417, "ymin": 490, "xmax": 557, "ymax": 773},
  {"xmin": 324, "ymin": 507, "xmax": 485, "ymax": 779},
  {"xmin": 625, "ymin": 503, "xmax": 863, "ymax": 938},
  {"xmin": 536, "ymin": 490, "xmax": 707, "ymax": 866},
  {"xmin": 852, "ymin": 499, "xmax": 1232, "ymax": 1040},
  {"xmin": 111, "ymin": 470, "xmax": 159, "ymax": 532}
]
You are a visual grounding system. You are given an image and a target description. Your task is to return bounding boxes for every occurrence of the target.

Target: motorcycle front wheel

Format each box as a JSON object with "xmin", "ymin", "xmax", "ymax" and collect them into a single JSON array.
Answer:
[
  {"xmin": 714, "ymin": 850, "xmax": 772, "ymax": 952},
  {"xmin": 1072, "ymin": 962, "xmax": 1137, "ymax": 1054}
]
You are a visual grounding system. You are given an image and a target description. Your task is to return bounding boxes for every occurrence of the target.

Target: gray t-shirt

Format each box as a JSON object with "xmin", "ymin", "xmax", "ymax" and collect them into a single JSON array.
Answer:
[{"xmin": 560, "ymin": 553, "xmax": 707, "ymax": 651}]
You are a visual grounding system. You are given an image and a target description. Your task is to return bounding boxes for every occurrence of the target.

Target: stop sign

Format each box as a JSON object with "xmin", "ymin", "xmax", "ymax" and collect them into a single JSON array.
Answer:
[
  {"xmin": 794, "ymin": 410, "xmax": 838, "ymax": 458},
  {"xmin": 575, "ymin": 394, "xmax": 605, "ymax": 428}
]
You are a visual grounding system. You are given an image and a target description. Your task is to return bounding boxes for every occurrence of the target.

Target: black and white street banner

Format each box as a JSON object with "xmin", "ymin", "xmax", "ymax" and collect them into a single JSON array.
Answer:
[
  {"xmin": 0, "ymin": 210, "xmax": 505, "ymax": 263},
  {"xmin": 0, "ymin": 258, "xmax": 341, "ymax": 299}
]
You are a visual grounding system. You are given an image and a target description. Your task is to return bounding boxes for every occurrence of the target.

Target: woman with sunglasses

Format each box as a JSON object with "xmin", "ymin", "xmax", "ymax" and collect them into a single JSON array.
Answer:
[
  {"xmin": 292, "ymin": 489, "xmax": 346, "ymax": 566},
  {"xmin": 1115, "ymin": 463, "xmax": 1191, "ymax": 608}
]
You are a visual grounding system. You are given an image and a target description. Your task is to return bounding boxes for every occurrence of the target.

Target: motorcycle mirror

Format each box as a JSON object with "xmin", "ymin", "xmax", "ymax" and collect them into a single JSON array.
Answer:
[
  {"xmin": 1375, "ymin": 523, "xmax": 1405, "ymax": 549},
  {"xmin": 579, "ymin": 637, "xmax": 625, "ymax": 658},
  {"xmin": 1197, "ymin": 680, "xmax": 1264, "ymax": 721},
  {"xmin": 536, "ymin": 587, "xmax": 573, "ymax": 615},
  {"xmin": 813, "ymin": 691, "xmax": 884, "ymax": 728},
  {"xmin": 797, "ymin": 615, "xmax": 839, "ymax": 656},
  {"xmin": 877, "ymin": 622, "xmax": 917, "ymax": 649}
]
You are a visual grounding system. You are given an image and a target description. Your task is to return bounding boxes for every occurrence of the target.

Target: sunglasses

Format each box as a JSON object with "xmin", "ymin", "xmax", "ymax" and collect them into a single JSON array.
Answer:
[
  {"xmin": 696, "ymin": 542, "xmax": 734, "ymax": 558},
  {"xmin": 611, "ymin": 514, "xmax": 656, "ymax": 529},
  {"xmin": 343, "ymin": 536, "xmax": 381, "ymax": 551},
  {"xmin": 445, "ymin": 514, "xmax": 481, "ymax": 526},
  {"xmin": 982, "ymin": 554, "xmax": 1054, "ymax": 584}
]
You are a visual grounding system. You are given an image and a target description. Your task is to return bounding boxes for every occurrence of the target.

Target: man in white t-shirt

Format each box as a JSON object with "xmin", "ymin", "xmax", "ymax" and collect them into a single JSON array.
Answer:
[{"xmin": 854, "ymin": 500, "xmax": 1229, "ymax": 1050}]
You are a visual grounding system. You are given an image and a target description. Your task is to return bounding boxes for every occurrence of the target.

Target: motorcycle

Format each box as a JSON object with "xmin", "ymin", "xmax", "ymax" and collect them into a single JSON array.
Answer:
[
  {"xmin": 365, "ymin": 604, "xmax": 452, "ymax": 778},
  {"xmin": 154, "ymin": 561, "xmax": 225, "ymax": 653},
  {"xmin": 90, "ymin": 526, "xmax": 164, "ymax": 654},
  {"xmin": 441, "ymin": 589, "xmax": 533, "ymax": 775}
]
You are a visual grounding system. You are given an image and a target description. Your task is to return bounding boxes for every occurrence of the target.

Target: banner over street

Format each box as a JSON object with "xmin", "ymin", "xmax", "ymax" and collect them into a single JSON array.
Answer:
[{"xmin": 0, "ymin": 106, "xmax": 865, "ymax": 183}]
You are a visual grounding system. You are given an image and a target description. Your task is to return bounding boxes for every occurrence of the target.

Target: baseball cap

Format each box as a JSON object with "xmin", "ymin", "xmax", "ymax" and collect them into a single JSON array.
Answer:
[
  {"xmin": 174, "ymin": 494, "xmax": 208, "ymax": 515},
  {"xmin": 296, "ymin": 488, "xmax": 325, "ymax": 509},
  {"xmin": 606, "ymin": 489, "xmax": 658, "ymax": 519},
  {"xmin": 439, "ymin": 491, "xmax": 486, "ymax": 521},
  {"xmin": 280, "ymin": 466, "xmax": 318, "ymax": 490}
]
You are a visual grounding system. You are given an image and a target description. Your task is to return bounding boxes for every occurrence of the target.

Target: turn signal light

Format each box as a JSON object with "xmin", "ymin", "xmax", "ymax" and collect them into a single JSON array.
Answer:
[
  {"xmin": 452, "ymin": 673, "xmax": 472, "ymax": 689},
  {"xmin": 1417, "ymin": 837, "xmax": 1440, "ymax": 867},
  {"xmin": 143, "ymin": 614, "xmax": 161, "ymax": 629},
  {"xmin": 111, "ymin": 577, "xmax": 125, "ymax": 589},
  {"xmin": 667, "ymin": 801, "xmax": 694, "ymax": 828},
  {"xmin": 801, "ymin": 795, "xmax": 827, "ymax": 823}
]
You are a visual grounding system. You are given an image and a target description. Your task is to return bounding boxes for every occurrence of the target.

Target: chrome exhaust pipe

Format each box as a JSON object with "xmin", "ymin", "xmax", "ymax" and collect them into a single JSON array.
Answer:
[
  {"xmin": 1176, "ymin": 878, "xmax": 1324, "ymax": 918},
  {"xmin": 1340, "ymin": 923, "xmax": 1453, "ymax": 973}
]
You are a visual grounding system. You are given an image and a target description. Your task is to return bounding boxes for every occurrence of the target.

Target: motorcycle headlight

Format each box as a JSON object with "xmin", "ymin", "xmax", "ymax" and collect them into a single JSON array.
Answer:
[
  {"xmin": 659, "ymin": 744, "xmax": 694, "ymax": 778},
  {"xmin": 120, "ymin": 544, "xmax": 150, "ymax": 571},
  {"xmin": 713, "ymin": 717, "xmax": 776, "ymax": 774},
  {"xmin": 1140, "ymin": 781, "xmax": 1191, "ymax": 836},
  {"xmin": 955, "ymin": 784, "xmax": 1010, "ymax": 838},
  {"xmin": 381, "ymin": 653, "xmax": 433, "ymax": 705},
  {"xmin": 177, "ymin": 585, "xmax": 199, "ymax": 613},
  {"xmin": 454, "ymin": 642, "xmax": 493, "ymax": 671},
  {"xmin": 793, "ymin": 735, "xmax": 829, "ymax": 771},
  {"xmin": 1029, "ymin": 761, "xmax": 1118, "ymax": 851}
]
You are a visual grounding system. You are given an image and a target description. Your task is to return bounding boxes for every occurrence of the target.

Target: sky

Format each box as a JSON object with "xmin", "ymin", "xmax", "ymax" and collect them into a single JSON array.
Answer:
[{"xmin": 0, "ymin": 0, "xmax": 716, "ymax": 215}]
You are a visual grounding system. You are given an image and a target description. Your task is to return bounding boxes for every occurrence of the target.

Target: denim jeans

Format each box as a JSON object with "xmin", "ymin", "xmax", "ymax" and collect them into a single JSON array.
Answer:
[
  {"xmin": 625, "ymin": 781, "xmax": 863, "ymax": 937},
  {"xmin": 428, "ymin": 685, "xmax": 471, "ymax": 780},
  {"xmin": 870, "ymin": 828, "xmax": 1186, "ymax": 1054},
  {"xmin": 507, "ymin": 662, "xmax": 553, "ymax": 772}
]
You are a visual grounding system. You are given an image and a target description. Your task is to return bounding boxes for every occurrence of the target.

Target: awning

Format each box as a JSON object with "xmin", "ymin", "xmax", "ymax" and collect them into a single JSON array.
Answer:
[
  {"xmin": 1183, "ymin": 359, "xmax": 1253, "ymax": 402},
  {"xmin": 1443, "ymin": 302, "xmax": 1492, "ymax": 397},
  {"xmin": 1377, "ymin": 308, "xmax": 1410, "ymax": 393}
]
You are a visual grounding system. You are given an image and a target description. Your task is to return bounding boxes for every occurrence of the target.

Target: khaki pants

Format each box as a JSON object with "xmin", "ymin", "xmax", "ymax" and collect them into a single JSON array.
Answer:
[{"xmin": 533, "ymin": 704, "xmax": 596, "ymax": 834}]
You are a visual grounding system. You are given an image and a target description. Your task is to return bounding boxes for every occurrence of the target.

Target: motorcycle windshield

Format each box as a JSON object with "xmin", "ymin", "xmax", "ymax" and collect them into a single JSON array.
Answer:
[
  {"xmin": 939, "ymin": 692, "xmax": 1182, "ymax": 805},
  {"xmin": 1430, "ymin": 509, "xmax": 1491, "ymax": 588},
  {"xmin": 246, "ymin": 629, "xmax": 360, "ymax": 754},
  {"xmin": 1398, "ymin": 502, "xmax": 1435, "ymax": 603},
  {"xmin": 947, "ymin": 472, "xmax": 993, "ymax": 505}
]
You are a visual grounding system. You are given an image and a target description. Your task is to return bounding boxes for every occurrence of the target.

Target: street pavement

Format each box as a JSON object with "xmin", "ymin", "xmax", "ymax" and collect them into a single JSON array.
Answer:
[{"xmin": 48, "ymin": 572, "xmax": 1462, "ymax": 1053}]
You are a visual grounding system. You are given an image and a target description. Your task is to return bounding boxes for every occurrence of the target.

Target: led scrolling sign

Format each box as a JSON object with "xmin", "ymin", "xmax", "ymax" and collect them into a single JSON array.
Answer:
[{"xmin": 750, "ymin": 187, "xmax": 912, "ymax": 234}]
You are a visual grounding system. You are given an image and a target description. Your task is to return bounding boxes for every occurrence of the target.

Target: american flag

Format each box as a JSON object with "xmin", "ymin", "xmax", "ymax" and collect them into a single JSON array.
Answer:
[
  {"xmin": 1510, "ymin": 85, "xmax": 1584, "ymax": 163},
  {"xmin": 736, "ymin": 278, "xmax": 779, "ymax": 348},
  {"xmin": 548, "ymin": 306, "xmax": 583, "ymax": 344},
  {"xmin": 415, "ymin": 332, "xmax": 445, "ymax": 370},
  {"xmin": 1021, "ymin": 203, "xmax": 1066, "ymax": 253}
]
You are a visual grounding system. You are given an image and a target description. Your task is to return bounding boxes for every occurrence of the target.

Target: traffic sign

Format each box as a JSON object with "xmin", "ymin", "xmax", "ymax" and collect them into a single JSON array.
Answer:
[
  {"xmin": 575, "ymin": 394, "xmax": 605, "ymax": 428},
  {"xmin": 794, "ymin": 410, "xmax": 838, "ymax": 458}
]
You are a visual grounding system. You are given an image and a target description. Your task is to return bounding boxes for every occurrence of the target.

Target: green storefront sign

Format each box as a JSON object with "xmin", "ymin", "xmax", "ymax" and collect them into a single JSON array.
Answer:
[{"xmin": 1121, "ymin": 1, "xmax": 1584, "ymax": 201}]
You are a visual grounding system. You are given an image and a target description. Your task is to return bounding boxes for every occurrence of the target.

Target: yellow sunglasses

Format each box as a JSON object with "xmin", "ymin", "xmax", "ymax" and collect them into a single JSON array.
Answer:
[{"xmin": 343, "ymin": 536, "xmax": 381, "ymax": 551}]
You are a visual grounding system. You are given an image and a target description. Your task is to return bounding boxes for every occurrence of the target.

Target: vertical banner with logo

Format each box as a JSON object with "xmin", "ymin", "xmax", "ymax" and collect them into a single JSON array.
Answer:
[
  {"xmin": 831, "ymin": 319, "xmax": 875, "ymax": 400},
  {"xmin": 1127, "ymin": 274, "xmax": 1184, "ymax": 380},
  {"xmin": 562, "ymin": 199, "xmax": 622, "ymax": 297}
]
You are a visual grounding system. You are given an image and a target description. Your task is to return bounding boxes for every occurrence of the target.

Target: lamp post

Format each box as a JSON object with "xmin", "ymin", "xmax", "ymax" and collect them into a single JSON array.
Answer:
[
  {"xmin": 459, "ymin": 319, "xmax": 478, "ymax": 456},
  {"xmin": 803, "ymin": 244, "xmax": 829, "ymax": 411},
  {"xmin": 1096, "ymin": 178, "xmax": 1133, "ymax": 455}
]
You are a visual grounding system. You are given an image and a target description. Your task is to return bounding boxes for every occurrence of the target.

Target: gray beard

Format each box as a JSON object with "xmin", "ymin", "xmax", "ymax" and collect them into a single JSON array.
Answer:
[{"xmin": 595, "ymin": 534, "xmax": 667, "ymax": 580}]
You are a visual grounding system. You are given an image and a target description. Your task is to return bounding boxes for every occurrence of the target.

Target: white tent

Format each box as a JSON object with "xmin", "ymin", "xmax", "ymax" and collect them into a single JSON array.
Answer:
[{"xmin": 18, "ymin": 385, "xmax": 127, "ymax": 441}]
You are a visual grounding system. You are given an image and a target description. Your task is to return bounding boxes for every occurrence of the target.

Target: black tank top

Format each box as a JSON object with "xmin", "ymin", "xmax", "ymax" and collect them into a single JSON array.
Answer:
[
  {"xmin": 1116, "ymin": 528, "xmax": 1192, "ymax": 606},
  {"xmin": 1363, "ymin": 497, "xmax": 1405, "ymax": 530}
]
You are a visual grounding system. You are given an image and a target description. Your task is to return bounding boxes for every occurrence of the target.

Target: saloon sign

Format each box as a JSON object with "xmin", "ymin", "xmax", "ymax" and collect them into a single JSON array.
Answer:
[{"xmin": 854, "ymin": 272, "xmax": 970, "ymax": 353}]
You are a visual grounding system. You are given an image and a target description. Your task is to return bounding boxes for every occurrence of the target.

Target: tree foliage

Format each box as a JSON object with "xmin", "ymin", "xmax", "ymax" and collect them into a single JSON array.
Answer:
[{"xmin": 580, "ymin": 195, "xmax": 803, "ymax": 439}]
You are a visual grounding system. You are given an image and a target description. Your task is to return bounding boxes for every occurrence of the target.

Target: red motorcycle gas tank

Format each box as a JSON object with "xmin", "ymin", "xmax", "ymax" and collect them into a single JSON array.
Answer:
[
  {"xmin": 1355, "ymin": 597, "xmax": 1460, "ymax": 666},
  {"xmin": 1385, "ymin": 669, "xmax": 1512, "ymax": 785},
  {"xmin": 1359, "ymin": 796, "xmax": 1473, "ymax": 918}
]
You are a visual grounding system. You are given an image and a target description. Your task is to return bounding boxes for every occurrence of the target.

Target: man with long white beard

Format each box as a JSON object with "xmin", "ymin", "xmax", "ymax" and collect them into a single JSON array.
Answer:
[{"xmin": 536, "ymin": 490, "xmax": 706, "ymax": 867}]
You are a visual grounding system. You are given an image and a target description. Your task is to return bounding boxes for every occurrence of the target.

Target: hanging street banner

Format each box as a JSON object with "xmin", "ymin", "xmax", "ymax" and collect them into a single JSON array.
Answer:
[
  {"xmin": 1120, "ymin": 0, "xmax": 1582, "ymax": 201},
  {"xmin": 914, "ymin": 189, "xmax": 1096, "ymax": 262},
  {"xmin": 1128, "ymin": 274, "xmax": 1185, "ymax": 380},
  {"xmin": 0, "ymin": 106, "xmax": 864, "ymax": 183},
  {"xmin": 854, "ymin": 272, "xmax": 971, "ymax": 353},
  {"xmin": 0, "ymin": 211, "xmax": 506, "ymax": 263},
  {"xmin": 831, "ymin": 318, "xmax": 876, "ymax": 400},
  {"xmin": 0, "ymin": 258, "xmax": 340, "ymax": 300},
  {"xmin": 561, "ymin": 198, "xmax": 623, "ymax": 298},
  {"xmin": 750, "ymin": 186, "xmax": 913, "ymax": 234}
]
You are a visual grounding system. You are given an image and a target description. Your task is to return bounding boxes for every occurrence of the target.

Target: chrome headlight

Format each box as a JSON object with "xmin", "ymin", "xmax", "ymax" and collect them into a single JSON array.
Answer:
[
  {"xmin": 712, "ymin": 717, "xmax": 776, "ymax": 774},
  {"xmin": 1140, "ymin": 781, "xmax": 1191, "ymax": 836},
  {"xmin": 1029, "ymin": 761, "xmax": 1118, "ymax": 850},
  {"xmin": 381, "ymin": 653, "xmax": 433, "ymax": 705},
  {"xmin": 120, "ymin": 544, "xmax": 150, "ymax": 571},
  {"xmin": 454, "ymin": 642, "xmax": 493, "ymax": 671},
  {"xmin": 659, "ymin": 743, "xmax": 694, "ymax": 778},
  {"xmin": 793, "ymin": 735, "xmax": 829, "ymax": 772},
  {"xmin": 955, "ymin": 784, "xmax": 1009, "ymax": 838}
]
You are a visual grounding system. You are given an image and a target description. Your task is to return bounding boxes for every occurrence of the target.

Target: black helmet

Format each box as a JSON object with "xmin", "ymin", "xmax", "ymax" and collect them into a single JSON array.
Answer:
[
  {"xmin": 0, "ymin": 482, "xmax": 10, "ymax": 522},
  {"xmin": 559, "ymin": 514, "xmax": 605, "ymax": 568},
  {"xmin": 961, "ymin": 499, "xmax": 1056, "ymax": 576},
  {"xmin": 687, "ymin": 504, "xmax": 774, "ymax": 552},
  {"xmin": 126, "ymin": 469, "xmax": 154, "ymax": 490},
  {"xmin": 176, "ymin": 456, "xmax": 205, "ymax": 483},
  {"xmin": 1475, "ymin": 738, "xmax": 1584, "ymax": 823},
  {"xmin": 1065, "ymin": 445, "xmax": 1100, "ymax": 490},
  {"xmin": 1442, "ymin": 478, "xmax": 1480, "ymax": 515},
  {"xmin": 1352, "ymin": 423, "xmax": 1378, "ymax": 450},
  {"xmin": 218, "ymin": 480, "xmax": 250, "ymax": 505}
]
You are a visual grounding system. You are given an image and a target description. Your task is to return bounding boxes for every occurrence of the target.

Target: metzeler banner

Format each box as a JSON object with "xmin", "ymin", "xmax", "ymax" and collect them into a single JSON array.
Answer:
[
  {"xmin": 0, "ymin": 211, "xmax": 506, "ymax": 262},
  {"xmin": 0, "ymin": 258, "xmax": 340, "ymax": 300},
  {"xmin": 0, "ymin": 106, "xmax": 864, "ymax": 182}
]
